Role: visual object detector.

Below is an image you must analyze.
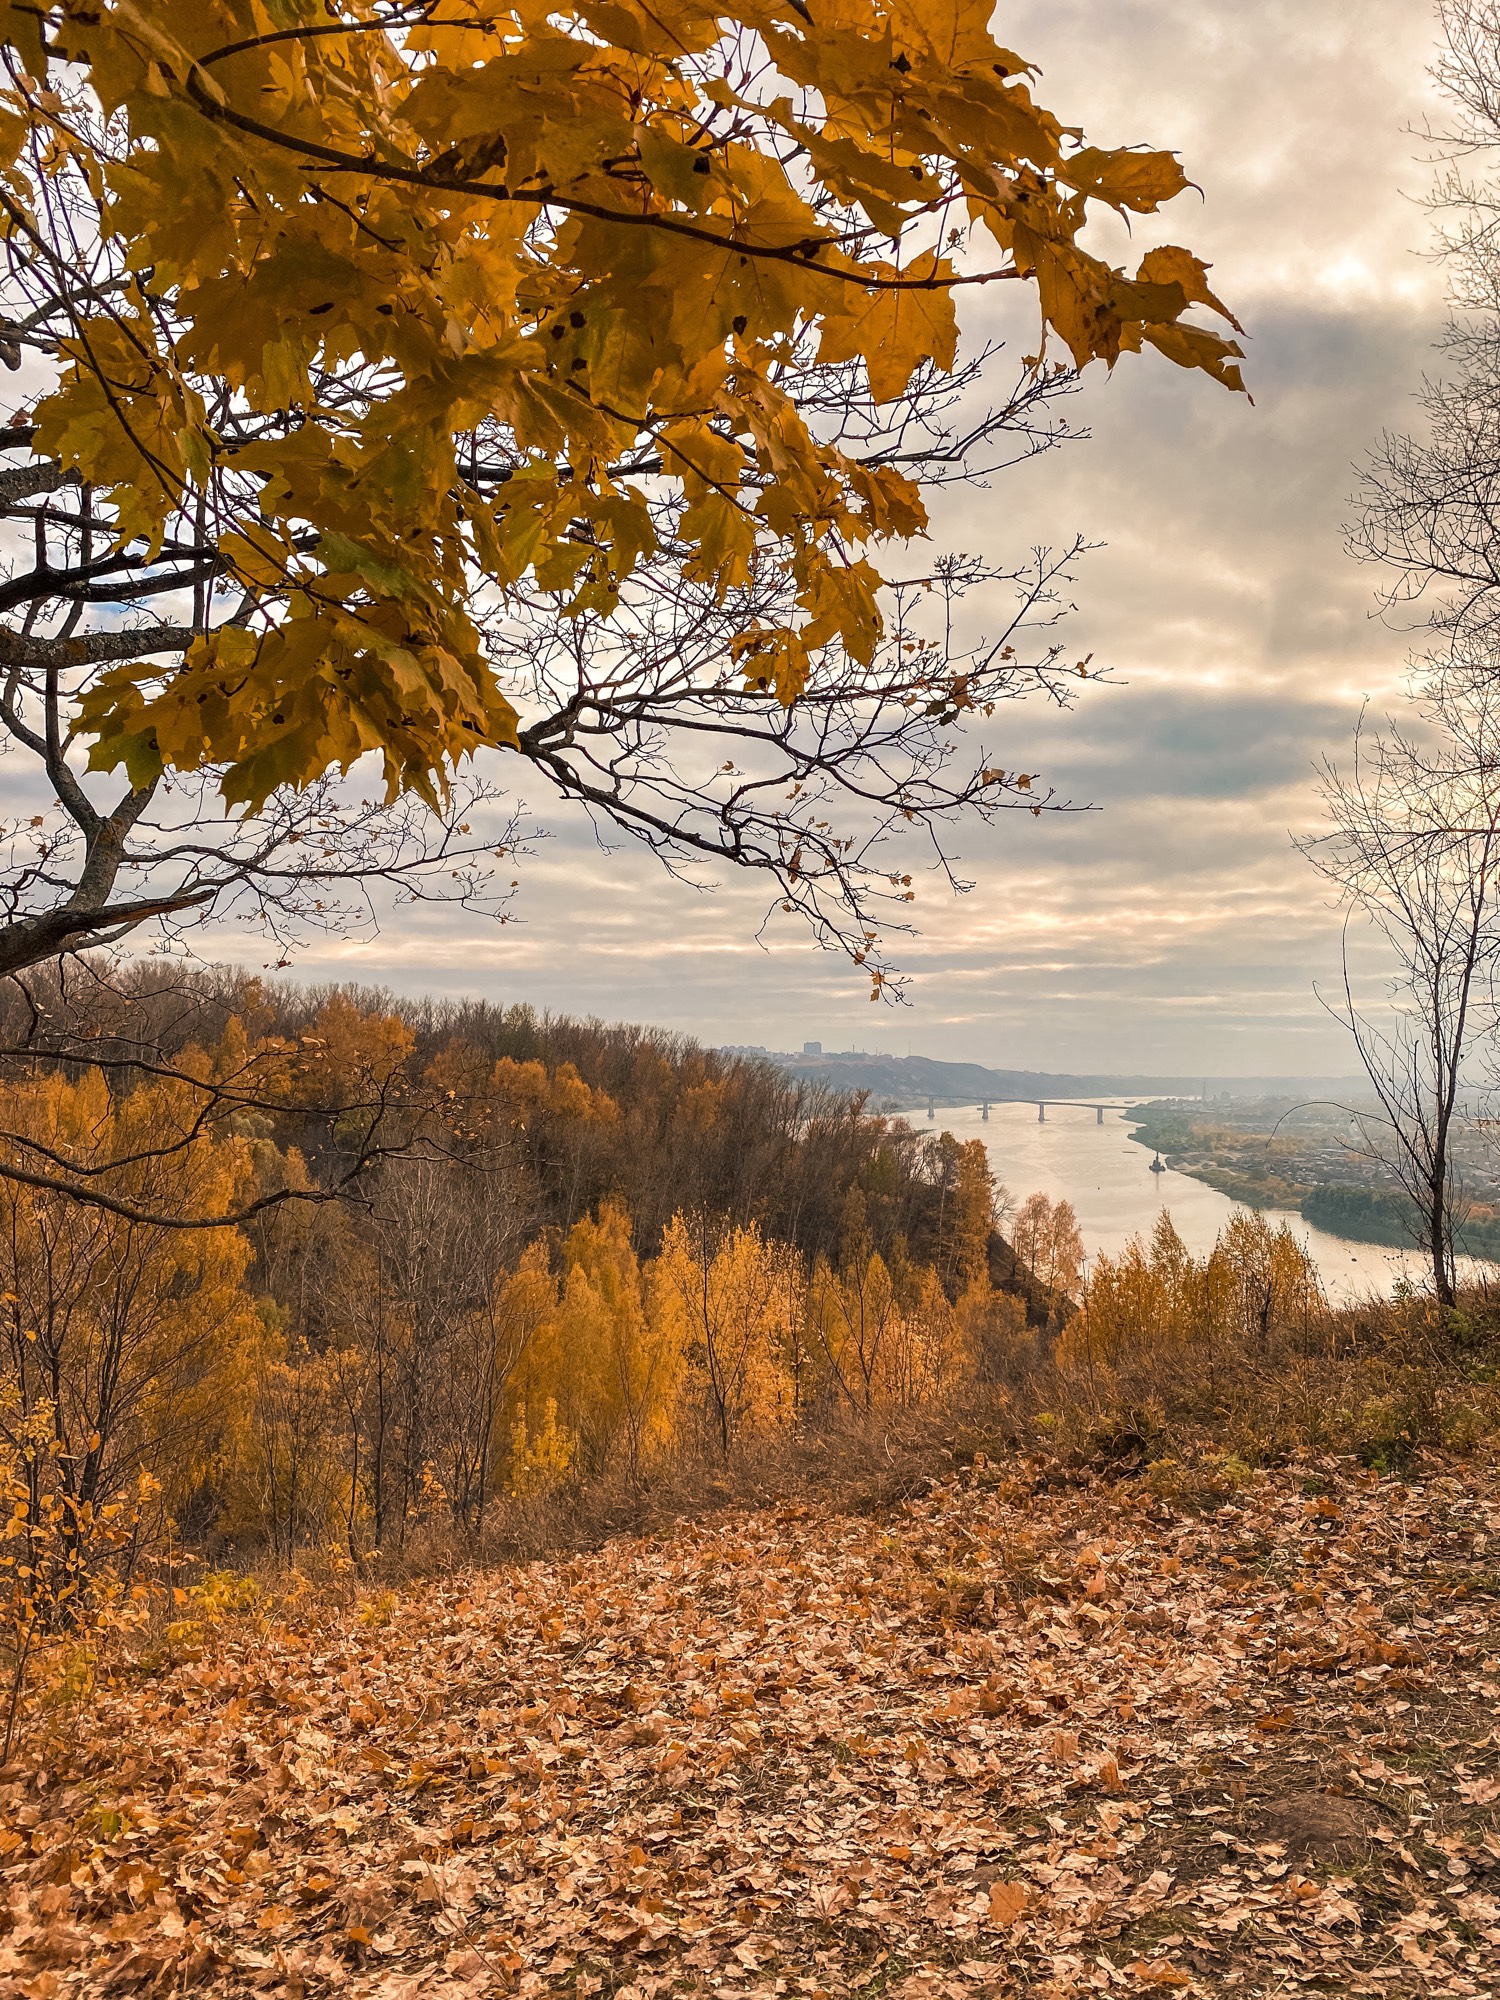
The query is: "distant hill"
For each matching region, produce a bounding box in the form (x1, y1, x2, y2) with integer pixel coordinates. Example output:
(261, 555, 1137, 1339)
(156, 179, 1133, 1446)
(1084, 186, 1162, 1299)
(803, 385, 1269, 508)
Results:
(721, 1048, 1369, 1110)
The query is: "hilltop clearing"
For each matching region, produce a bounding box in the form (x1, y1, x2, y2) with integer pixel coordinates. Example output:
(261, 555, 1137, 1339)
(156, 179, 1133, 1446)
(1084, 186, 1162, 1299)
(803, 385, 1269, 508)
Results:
(2, 1457, 1498, 1997)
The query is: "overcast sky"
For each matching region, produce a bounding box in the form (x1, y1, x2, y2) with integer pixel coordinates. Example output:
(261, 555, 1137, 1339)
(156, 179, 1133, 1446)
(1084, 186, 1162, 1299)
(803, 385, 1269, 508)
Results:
(271, 0, 1453, 1077)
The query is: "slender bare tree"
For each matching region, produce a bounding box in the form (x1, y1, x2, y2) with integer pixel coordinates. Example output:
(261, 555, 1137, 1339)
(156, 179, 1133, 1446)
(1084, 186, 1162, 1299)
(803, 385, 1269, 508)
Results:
(1299, 697, 1500, 1304)
(1322, 2, 1500, 1300)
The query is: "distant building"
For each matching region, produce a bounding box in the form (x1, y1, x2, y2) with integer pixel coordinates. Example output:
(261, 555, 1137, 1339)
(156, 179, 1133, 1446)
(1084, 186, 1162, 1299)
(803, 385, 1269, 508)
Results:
(803, 1040, 822, 1056)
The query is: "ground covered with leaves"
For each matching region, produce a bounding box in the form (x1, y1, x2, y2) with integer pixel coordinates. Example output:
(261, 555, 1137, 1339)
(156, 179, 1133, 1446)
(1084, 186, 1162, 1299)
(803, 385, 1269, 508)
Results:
(3, 1453, 1500, 1998)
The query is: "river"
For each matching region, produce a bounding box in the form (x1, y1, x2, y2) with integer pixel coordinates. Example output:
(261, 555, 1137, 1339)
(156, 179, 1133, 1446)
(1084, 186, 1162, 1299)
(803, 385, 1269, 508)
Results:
(927, 1100, 1495, 1304)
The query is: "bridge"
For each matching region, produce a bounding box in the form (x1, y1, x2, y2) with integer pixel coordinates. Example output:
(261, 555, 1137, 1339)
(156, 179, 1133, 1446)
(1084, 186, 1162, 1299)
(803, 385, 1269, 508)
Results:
(923, 1098, 1122, 1124)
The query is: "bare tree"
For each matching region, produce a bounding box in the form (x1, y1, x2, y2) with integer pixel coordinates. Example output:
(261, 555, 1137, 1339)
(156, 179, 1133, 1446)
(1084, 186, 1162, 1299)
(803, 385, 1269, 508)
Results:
(1320, 0, 1500, 1300)
(1298, 699, 1500, 1304)
(1353, 0, 1500, 657)
(0, 671, 521, 982)
(354, 1153, 528, 1546)
(0, 38, 1097, 999)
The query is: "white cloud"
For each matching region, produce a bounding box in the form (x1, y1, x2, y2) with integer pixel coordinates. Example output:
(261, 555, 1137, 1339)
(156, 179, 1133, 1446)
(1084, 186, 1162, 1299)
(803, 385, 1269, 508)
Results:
(217, 0, 1455, 1078)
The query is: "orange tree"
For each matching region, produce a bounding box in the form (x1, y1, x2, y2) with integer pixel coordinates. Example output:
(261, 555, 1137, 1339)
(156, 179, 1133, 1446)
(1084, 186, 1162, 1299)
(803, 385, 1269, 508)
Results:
(0, 0, 1242, 990)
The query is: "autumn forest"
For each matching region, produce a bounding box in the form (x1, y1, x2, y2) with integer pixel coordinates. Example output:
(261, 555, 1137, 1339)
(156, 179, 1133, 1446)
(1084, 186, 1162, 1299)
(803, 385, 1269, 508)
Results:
(0, 965, 1035, 1572)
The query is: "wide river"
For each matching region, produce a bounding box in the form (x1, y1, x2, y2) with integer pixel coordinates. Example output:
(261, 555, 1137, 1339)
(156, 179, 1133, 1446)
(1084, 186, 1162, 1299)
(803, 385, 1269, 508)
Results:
(929, 1100, 1494, 1305)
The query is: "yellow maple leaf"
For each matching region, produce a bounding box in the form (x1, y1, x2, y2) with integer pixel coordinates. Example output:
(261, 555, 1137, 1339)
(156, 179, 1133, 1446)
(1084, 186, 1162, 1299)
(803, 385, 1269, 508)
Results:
(816, 253, 959, 405)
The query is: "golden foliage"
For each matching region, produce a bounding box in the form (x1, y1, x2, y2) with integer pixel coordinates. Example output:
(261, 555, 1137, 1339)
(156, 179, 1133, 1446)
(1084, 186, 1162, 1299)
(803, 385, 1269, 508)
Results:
(504, 1204, 684, 1482)
(0, 1069, 263, 1534)
(1011, 1191, 1085, 1301)
(808, 1242, 971, 1411)
(0, 989, 1055, 1616)
(656, 1213, 798, 1449)
(0, 0, 1241, 804)
(1062, 1210, 1325, 1371)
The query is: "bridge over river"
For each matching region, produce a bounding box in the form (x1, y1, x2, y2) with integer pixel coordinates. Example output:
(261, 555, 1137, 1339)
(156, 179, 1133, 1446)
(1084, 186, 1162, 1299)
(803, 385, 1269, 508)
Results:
(926, 1096, 1133, 1125)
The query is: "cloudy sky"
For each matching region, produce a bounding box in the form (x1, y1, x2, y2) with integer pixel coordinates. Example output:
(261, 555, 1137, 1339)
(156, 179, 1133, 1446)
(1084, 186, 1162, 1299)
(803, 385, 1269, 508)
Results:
(289, 0, 1453, 1077)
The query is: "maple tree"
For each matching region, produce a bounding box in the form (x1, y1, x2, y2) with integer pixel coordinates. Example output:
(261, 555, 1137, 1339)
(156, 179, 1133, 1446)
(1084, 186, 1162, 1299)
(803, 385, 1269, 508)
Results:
(0, 0, 1244, 979)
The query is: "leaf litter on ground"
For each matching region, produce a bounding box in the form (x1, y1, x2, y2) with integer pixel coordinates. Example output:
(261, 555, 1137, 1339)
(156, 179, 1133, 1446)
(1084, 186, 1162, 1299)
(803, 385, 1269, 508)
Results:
(2, 1453, 1499, 1997)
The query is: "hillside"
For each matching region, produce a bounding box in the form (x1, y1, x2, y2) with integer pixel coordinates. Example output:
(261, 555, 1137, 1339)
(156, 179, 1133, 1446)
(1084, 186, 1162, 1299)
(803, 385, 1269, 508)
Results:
(746, 1053, 1368, 1112)
(4, 1455, 1498, 1997)
(0, 968, 1058, 1579)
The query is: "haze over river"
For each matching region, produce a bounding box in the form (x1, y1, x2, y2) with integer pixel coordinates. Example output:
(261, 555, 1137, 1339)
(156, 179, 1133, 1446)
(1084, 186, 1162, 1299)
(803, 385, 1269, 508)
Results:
(933, 1102, 1496, 1304)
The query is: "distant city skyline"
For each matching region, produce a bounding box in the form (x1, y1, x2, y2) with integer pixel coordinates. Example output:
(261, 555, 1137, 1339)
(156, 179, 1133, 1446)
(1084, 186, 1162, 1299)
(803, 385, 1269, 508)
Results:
(718, 1043, 1366, 1092)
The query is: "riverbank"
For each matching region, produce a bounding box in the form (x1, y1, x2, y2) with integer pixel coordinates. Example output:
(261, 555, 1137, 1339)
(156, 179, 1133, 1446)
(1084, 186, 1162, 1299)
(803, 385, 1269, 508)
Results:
(931, 1101, 1478, 1302)
(1122, 1102, 1500, 1264)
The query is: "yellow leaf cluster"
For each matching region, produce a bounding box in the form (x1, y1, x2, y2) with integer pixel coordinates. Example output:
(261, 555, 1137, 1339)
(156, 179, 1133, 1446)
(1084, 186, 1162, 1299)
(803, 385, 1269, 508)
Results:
(0, 0, 1242, 803)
